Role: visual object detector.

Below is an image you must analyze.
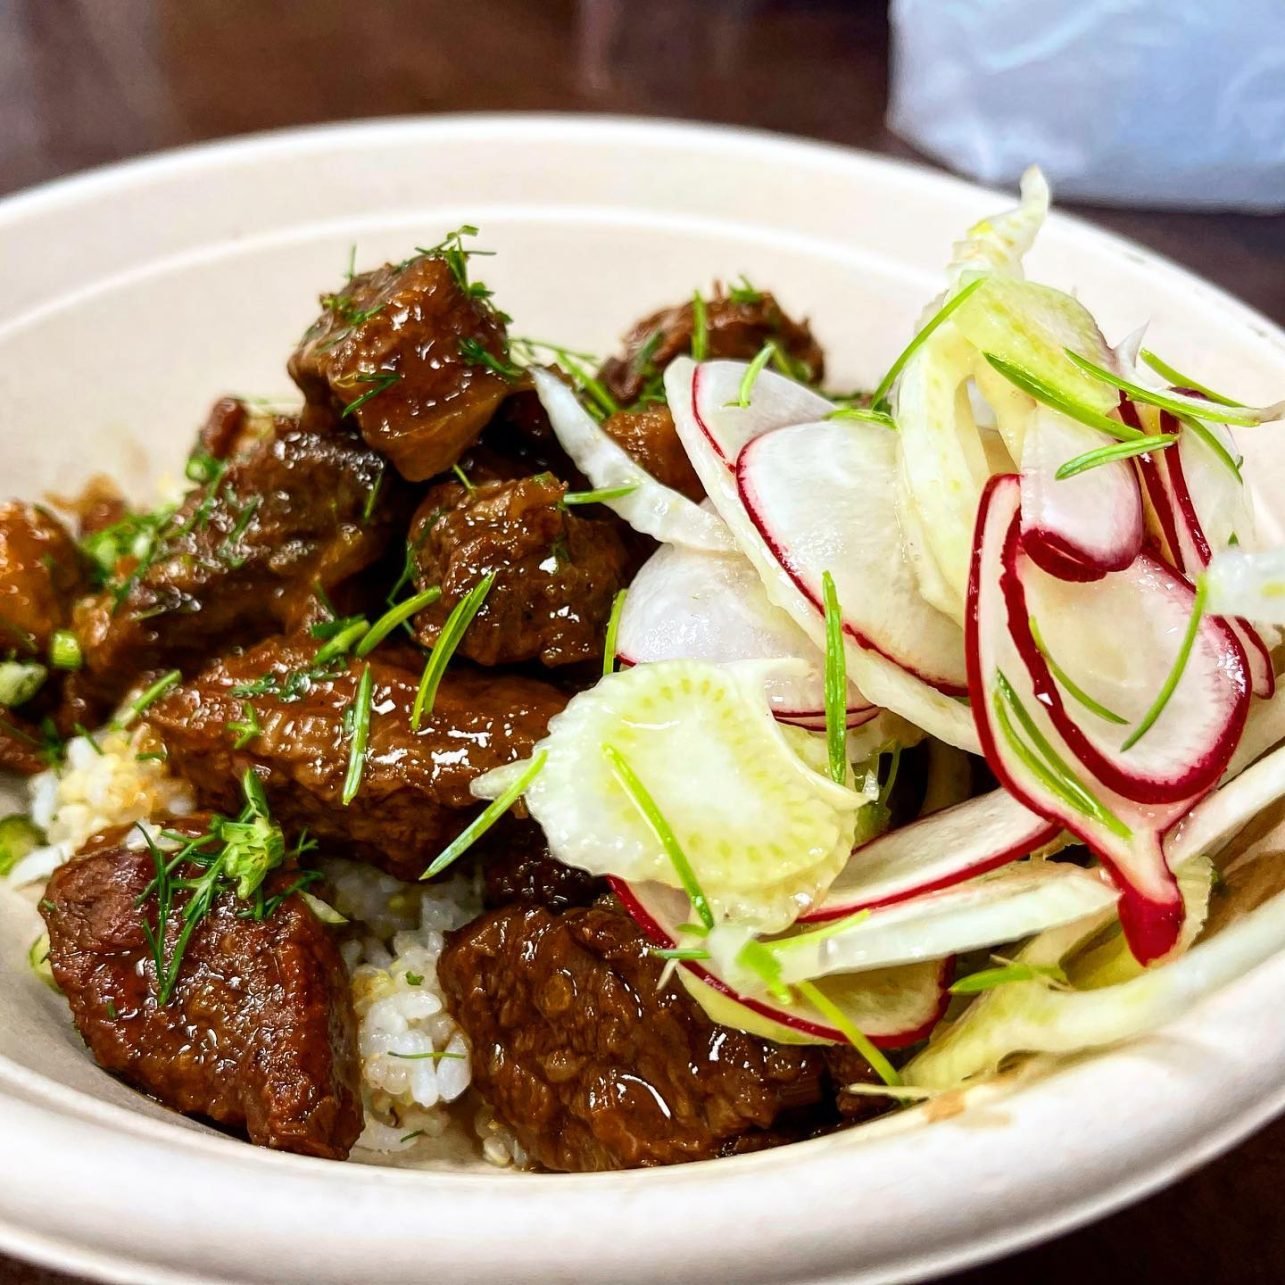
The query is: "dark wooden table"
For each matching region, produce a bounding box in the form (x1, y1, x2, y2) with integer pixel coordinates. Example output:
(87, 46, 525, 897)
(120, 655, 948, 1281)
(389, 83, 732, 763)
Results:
(1, 2, 1281, 1282)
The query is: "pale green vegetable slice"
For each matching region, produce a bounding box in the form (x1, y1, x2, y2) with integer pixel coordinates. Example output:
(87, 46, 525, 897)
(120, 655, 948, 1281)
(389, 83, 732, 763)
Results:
(472, 659, 863, 932)
(946, 165, 1050, 287)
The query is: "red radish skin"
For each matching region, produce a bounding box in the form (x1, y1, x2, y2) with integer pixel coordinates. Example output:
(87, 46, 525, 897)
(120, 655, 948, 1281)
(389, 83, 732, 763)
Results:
(967, 474, 1187, 964)
(609, 877, 950, 1049)
(1021, 532, 1110, 583)
(690, 362, 832, 468)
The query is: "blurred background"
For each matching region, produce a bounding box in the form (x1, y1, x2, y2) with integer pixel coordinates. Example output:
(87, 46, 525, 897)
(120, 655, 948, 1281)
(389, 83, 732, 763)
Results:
(0, 0, 1281, 319)
(0, 2, 1281, 1282)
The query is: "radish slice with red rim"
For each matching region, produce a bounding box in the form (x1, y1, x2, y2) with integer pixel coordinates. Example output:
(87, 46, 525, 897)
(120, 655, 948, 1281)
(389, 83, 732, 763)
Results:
(612, 878, 949, 1049)
(967, 473, 1190, 963)
(532, 366, 735, 553)
(735, 418, 970, 695)
(1019, 404, 1143, 578)
(615, 541, 874, 724)
(666, 357, 981, 752)
(796, 789, 1058, 923)
(1009, 543, 1250, 805)
(689, 360, 832, 467)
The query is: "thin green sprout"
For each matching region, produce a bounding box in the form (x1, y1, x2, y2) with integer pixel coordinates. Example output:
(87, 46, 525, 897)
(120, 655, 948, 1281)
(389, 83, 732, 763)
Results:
(795, 979, 901, 1087)
(950, 961, 1069, 995)
(869, 275, 987, 412)
(825, 406, 898, 429)
(355, 587, 442, 657)
(603, 588, 627, 679)
(1064, 349, 1262, 427)
(451, 463, 476, 493)
(1138, 350, 1241, 407)
(1054, 433, 1176, 481)
(313, 619, 371, 666)
(729, 343, 775, 408)
(690, 292, 709, 362)
(602, 743, 714, 930)
(117, 670, 182, 729)
(820, 571, 848, 786)
(1121, 577, 1208, 752)
(388, 1050, 467, 1061)
(766, 908, 871, 954)
(411, 573, 496, 731)
(562, 484, 639, 507)
(1175, 413, 1244, 482)
(341, 663, 374, 806)
(983, 353, 1141, 440)
(420, 752, 547, 879)
(1028, 616, 1127, 725)
(650, 946, 713, 961)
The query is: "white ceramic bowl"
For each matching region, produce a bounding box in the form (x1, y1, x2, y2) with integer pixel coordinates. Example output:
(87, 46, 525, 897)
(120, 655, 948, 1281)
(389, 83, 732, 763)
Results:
(1, 116, 1283, 1285)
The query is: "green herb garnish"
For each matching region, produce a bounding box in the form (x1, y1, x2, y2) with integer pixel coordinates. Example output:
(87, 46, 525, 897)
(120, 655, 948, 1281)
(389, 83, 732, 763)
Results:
(420, 752, 547, 880)
(727, 342, 776, 409)
(1138, 350, 1241, 407)
(405, 972, 424, 986)
(361, 463, 385, 524)
(451, 463, 476, 493)
(389, 1050, 467, 1061)
(690, 291, 709, 363)
(825, 406, 898, 429)
(950, 960, 1069, 994)
(313, 618, 371, 665)
(458, 337, 521, 380)
(341, 663, 374, 806)
(0, 661, 46, 709)
(1054, 433, 1176, 480)
(0, 814, 44, 877)
(1028, 616, 1127, 725)
(727, 275, 763, 305)
(820, 571, 848, 786)
(340, 370, 402, 417)
(983, 353, 1141, 440)
(603, 743, 714, 930)
(48, 630, 82, 671)
(116, 669, 181, 728)
(561, 484, 639, 507)
(356, 587, 441, 658)
(1176, 413, 1244, 482)
(226, 702, 262, 750)
(795, 978, 901, 1087)
(411, 574, 495, 731)
(603, 588, 627, 679)
(218, 495, 262, 568)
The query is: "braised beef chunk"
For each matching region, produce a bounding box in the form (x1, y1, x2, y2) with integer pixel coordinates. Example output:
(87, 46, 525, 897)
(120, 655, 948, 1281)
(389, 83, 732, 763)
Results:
(409, 474, 631, 668)
(600, 404, 704, 502)
(0, 712, 50, 775)
(598, 287, 825, 405)
(0, 501, 85, 659)
(478, 819, 605, 912)
(822, 1047, 887, 1121)
(438, 903, 826, 1171)
(41, 820, 362, 1159)
(290, 254, 513, 481)
(73, 420, 406, 702)
(146, 635, 567, 882)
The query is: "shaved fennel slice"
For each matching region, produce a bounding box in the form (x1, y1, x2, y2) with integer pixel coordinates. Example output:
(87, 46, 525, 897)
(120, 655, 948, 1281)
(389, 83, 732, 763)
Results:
(1205, 545, 1285, 625)
(531, 367, 733, 553)
(1169, 741, 1285, 869)
(667, 358, 981, 753)
(615, 540, 871, 721)
(946, 165, 1050, 288)
(710, 864, 1117, 988)
(904, 859, 1285, 1092)
(477, 659, 863, 931)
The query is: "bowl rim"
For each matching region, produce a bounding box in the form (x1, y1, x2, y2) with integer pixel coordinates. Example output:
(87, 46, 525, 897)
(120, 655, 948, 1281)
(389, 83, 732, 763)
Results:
(1, 112, 1283, 1285)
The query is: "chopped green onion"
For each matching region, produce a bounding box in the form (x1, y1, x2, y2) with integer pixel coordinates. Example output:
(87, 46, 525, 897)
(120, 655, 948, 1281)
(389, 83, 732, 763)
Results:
(1063, 349, 1261, 427)
(984, 353, 1141, 440)
(603, 743, 714, 930)
(737, 938, 792, 1004)
(1138, 350, 1241, 407)
(341, 370, 402, 417)
(650, 946, 713, 961)
(825, 406, 898, 429)
(767, 907, 871, 954)
(728, 275, 762, 305)
(794, 979, 901, 1087)
(561, 484, 639, 507)
(0, 814, 44, 876)
(1121, 577, 1207, 752)
(820, 571, 848, 786)
(355, 586, 441, 657)
(993, 671, 1130, 839)
(405, 972, 424, 986)
(950, 961, 1068, 994)
(313, 619, 371, 665)
(554, 351, 619, 418)
(1054, 432, 1176, 480)
(1176, 413, 1244, 482)
(48, 630, 83, 671)
(341, 663, 374, 806)
(728, 343, 776, 409)
(226, 701, 262, 751)
(421, 751, 547, 880)
(389, 1050, 466, 1061)
(869, 275, 987, 412)
(451, 463, 476, 493)
(117, 669, 181, 728)
(0, 661, 46, 709)
(690, 292, 709, 362)
(603, 588, 627, 679)
(1028, 616, 1127, 725)
(411, 573, 496, 731)
(184, 447, 225, 486)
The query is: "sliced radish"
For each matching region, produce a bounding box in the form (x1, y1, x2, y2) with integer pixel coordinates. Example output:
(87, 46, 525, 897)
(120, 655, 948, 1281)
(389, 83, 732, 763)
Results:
(736, 418, 969, 694)
(747, 864, 1117, 984)
(1227, 683, 1285, 779)
(1019, 404, 1142, 578)
(531, 366, 734, 553)
(666, 357, 982, 753)
(968, 473, 1189, 963)
(1009, 543, 1250, 806)
(615, 540, 872, 723)
(1168, 741, 1285, 869)
(797, 789, 1058, 922)
(614, 878, 949, 1049)
(689, 360, 833, 467)
(472, 658, 863, 932)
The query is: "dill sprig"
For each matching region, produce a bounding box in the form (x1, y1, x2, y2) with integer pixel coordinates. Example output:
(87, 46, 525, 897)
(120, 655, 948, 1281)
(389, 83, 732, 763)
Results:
(411, 574, 496, 731)
(820, 571, 848, 786)
(341, 663, 374, 806)
(458, 337, 521, 380)
(603, 588, 627, 679)
(561, 484, 639, 507)
(339, 370, 402, 417)
(983, 353, 1141, 441)
(1054, 433, 1176, 480)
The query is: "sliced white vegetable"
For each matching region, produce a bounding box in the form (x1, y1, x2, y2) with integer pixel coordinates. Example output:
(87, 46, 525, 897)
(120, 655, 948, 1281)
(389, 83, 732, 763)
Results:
(736, 418, 969, 693)
(797, 789, 1058, 922)
(906, 863, 1285, 1091)
(476, 658, 863, 932)
(1168, 741, 1285, 868)
(1011, 543, 1250, 805)
(1205, 545, 1285, 625)
(532, 366, 734, 553)
(1019, 404, 1143, 578)
(1226, 683, 1285, 779)
(688, 360, 833, 467)
(667, 357, 981, 753)
(945, 165, 1049, 287)
(967, 473, 1189, 964)
(615, 540, 872, 722)
(751, 864, 1117, 984)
